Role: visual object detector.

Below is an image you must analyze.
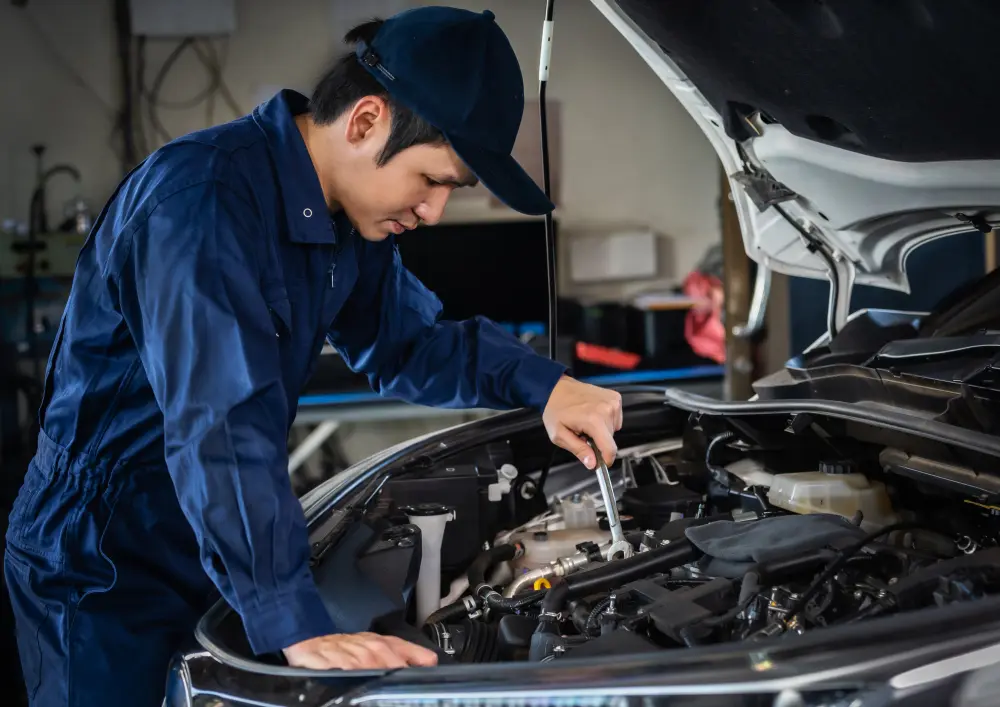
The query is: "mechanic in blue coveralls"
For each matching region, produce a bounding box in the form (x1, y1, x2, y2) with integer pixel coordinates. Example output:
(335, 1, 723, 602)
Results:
(4, 7, 624, 707)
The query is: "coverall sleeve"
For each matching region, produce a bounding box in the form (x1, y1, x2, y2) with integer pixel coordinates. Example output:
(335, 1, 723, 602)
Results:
(327, 237, 567, 410)
(116, 181, 336, 655)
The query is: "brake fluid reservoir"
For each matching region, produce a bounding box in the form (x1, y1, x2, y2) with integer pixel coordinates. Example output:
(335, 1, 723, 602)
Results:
(766, 465, 897, 531)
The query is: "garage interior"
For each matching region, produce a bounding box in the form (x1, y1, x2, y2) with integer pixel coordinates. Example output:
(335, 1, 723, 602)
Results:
(2, 1, 997, 704)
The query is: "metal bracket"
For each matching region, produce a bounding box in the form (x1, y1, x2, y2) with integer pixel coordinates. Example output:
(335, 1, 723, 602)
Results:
(956, 212, 995, 234)
(731, 171, 796, 212)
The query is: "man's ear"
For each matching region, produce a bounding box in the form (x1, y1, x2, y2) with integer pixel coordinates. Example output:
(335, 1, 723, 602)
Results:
(344, 96, 389, 146)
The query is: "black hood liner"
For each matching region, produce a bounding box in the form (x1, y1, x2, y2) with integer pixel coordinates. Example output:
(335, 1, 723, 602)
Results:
(919, 264, 1000, 337)
(614, 0, 1000, 162)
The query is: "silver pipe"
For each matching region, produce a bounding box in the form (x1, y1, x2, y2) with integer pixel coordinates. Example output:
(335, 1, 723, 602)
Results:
(503, 548, 603, 597)
(504, 567, 554, 598)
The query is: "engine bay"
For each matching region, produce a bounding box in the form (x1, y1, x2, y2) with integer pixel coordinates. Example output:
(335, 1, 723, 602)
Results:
(360, 415, 1000, 665)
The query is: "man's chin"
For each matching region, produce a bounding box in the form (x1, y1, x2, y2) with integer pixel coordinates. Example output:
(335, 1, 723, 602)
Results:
(357, 225, 393, 242)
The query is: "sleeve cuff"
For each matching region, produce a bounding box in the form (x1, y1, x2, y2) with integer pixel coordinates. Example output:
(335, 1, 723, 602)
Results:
(241, 580, 338, 655)
(514, 354, 568, 411)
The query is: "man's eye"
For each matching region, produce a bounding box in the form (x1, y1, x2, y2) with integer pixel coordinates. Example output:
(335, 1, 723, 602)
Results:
(425, 176, 440, 186)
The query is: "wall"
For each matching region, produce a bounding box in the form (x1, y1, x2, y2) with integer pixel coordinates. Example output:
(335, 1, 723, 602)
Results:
(0, 0, 721, 293)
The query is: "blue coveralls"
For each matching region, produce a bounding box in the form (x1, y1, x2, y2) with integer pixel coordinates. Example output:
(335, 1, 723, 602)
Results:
(4, 89, 566, 707)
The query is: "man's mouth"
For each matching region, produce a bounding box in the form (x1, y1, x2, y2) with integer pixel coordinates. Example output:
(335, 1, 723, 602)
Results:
(388, 219, 417, 235)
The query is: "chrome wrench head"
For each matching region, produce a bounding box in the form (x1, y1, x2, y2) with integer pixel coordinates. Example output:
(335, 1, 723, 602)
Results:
(585, 437, 634, 561)
(606, 538, 633, 561)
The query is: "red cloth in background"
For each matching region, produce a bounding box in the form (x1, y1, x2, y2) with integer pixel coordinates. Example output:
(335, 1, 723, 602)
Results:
(682, 271, 726, 363)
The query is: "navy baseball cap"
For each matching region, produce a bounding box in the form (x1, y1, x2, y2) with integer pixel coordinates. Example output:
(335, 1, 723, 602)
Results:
(354, 6, 555, 216)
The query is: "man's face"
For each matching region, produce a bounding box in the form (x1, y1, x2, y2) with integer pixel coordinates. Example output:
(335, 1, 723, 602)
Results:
(332, 97, 478, 241)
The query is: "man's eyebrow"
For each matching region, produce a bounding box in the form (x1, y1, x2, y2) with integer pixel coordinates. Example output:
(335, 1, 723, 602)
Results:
(435, 172, 479, 188)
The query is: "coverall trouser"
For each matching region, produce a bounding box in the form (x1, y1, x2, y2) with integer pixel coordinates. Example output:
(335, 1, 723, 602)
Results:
(5, 431, 216, 707)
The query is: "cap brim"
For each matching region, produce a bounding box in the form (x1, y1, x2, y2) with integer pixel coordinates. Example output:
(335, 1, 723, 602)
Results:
(447, 134, 555, 216)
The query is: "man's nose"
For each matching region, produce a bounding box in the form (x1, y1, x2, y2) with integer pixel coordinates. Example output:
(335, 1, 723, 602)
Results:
(414, 189, 450, 226)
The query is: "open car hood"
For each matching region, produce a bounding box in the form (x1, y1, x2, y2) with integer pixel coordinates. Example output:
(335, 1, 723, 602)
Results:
(589, 0, 1000, 312)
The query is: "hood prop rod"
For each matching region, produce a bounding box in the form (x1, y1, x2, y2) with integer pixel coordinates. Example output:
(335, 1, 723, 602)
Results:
(773, 203, 841, 340)
(735, 143, 842, 340)
(539, 0, 557, 360)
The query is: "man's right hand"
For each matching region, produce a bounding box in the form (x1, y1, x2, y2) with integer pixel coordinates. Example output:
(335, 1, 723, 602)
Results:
(283, 632, 439, 670)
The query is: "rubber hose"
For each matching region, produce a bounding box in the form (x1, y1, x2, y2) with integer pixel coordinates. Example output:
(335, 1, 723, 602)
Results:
(529, 542, 699, 661)
(754, 549, 839, 586)
(452, 619, 500, 663)
(784, 522, 928, 623)
(483, 588, 547, 613)
(738, 570, 760, 606)
(705, 431, 735, 486)
(680, 550, 839, 647)
(426, 577, 543, 626)
(424, 600, 469, 627)
(585, 596, 614, 637)
(679, 591, 756, 647)
(569, 601, 593, 635)
(540, 540, 699, 615)
(468, 543, 518, 592)
(530, 583, 570, 661)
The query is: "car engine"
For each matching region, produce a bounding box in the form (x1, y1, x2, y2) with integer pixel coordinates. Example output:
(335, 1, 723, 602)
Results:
(377, 429, 1000, 664)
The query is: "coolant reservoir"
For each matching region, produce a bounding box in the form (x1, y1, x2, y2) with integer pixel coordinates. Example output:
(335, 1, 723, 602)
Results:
(509, 528, 611, 571)
(767, 466, 897, 531)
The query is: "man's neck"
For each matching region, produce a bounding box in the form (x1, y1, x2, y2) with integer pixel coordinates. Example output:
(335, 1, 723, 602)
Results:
(295, 113, 341, 213)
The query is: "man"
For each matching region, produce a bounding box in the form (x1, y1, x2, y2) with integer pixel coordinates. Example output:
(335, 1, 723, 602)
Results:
(4, 7, 622, 706)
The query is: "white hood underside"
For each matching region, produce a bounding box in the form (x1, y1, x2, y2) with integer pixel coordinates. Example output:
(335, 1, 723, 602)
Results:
(589, 0, 1000, 326)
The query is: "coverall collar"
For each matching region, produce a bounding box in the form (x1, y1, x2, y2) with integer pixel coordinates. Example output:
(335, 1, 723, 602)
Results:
(253, 89, 336, 245)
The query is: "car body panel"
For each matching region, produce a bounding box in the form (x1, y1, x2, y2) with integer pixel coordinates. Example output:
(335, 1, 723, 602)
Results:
(588, 0, 1000, 309)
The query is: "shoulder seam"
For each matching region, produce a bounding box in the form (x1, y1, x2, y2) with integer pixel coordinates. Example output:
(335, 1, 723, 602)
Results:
(107, 176, 257, 283)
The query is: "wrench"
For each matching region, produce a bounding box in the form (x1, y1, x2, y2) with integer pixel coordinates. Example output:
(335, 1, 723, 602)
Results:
(586, 437, 633, 561)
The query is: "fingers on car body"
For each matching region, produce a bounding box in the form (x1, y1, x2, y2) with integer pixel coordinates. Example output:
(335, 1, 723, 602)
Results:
(286, 633, 438, 670)
(383, 635, 438, 666)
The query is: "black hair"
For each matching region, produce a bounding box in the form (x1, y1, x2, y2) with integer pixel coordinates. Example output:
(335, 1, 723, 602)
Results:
(309, 19, 445, 166)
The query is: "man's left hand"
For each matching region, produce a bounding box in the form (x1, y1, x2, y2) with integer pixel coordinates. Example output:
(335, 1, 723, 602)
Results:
(542, 376, 623, 470)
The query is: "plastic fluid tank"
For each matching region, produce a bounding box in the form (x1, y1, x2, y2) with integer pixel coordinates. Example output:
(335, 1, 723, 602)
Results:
(402, 504, 455, 625)
(509, 528, 611, 571)
(766, 471, 897, 531)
